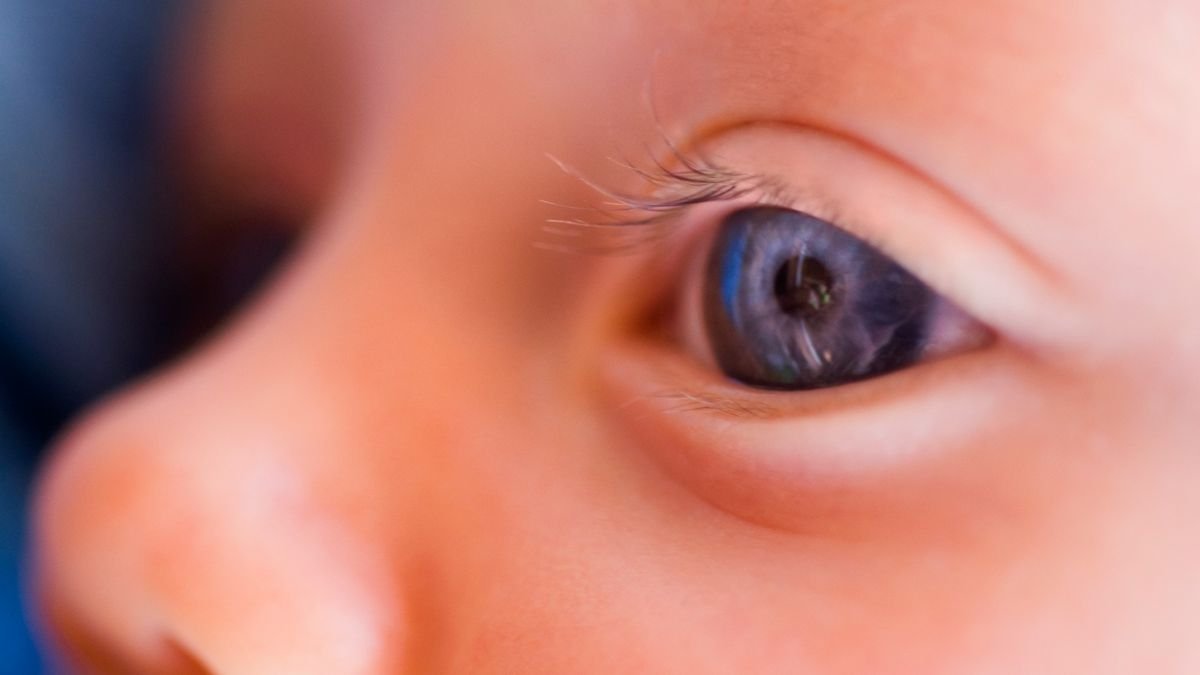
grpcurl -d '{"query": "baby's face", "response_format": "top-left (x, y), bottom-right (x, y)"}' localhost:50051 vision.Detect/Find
top-left (34, 1), bottom-right (1200, 672)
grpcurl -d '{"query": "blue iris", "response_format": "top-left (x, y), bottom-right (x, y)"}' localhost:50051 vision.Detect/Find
top-left (703, 207), bottom-right (934, 390)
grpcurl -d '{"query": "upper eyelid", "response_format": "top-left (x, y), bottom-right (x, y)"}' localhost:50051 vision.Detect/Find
top-left (546, 131), bottom-right (1085, 360)
top-left (541, 149), bottom-right (808, 253)
top-left (542, 148), bottom-right (894, 269)
top-left (544, 149), bottom-right (748, 217)
top-left (706, 121), bottom-right (1090, 356)
top-left (538, 150), bottom-right (753, 255)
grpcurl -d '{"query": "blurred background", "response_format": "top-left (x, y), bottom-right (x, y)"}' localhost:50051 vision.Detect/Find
top-left (0, 1), bottom-right (295, 670)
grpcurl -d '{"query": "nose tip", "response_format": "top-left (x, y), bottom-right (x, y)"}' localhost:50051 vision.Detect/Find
top-left (33, 374), bottom-right (414, 675)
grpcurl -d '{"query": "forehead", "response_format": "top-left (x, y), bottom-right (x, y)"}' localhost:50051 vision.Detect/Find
top-left (656, 0), bottom-right (1197, 200)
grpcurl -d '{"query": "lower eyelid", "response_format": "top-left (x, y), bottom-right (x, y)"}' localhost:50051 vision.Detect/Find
top-left (608, 333), bottom-right (999, 423)
top-left (600, 337), bottom-right (1027, 532)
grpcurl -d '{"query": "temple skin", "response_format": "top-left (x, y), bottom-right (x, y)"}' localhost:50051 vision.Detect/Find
top-left (33, 1), bottom-right (1200, 673)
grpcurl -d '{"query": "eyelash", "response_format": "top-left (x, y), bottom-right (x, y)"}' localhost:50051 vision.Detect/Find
top-left (540, 142), bottom-right (866, 263)
top-left (541, 145), bottom-right (765, 255)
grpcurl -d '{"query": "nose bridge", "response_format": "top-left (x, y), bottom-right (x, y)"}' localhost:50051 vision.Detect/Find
top-left (138, 156), bottom-right (544, 672)
top-left (32, 182), bottom-right (537, 674)
top-left (261, 202), bottom-right (529, 433)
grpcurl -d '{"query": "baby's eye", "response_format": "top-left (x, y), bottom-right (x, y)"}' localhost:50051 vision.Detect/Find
top-left (693, 205), bottom-right (984, 390)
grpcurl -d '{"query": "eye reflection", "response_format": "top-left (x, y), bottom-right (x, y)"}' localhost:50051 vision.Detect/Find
top-left (703, 206), bottom-right (943, 390)
top-left (774, 254), bottom-right (835, 316)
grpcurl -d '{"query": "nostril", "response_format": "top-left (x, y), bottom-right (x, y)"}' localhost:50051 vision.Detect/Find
top-left (162, 637), bottom-right (215, 675)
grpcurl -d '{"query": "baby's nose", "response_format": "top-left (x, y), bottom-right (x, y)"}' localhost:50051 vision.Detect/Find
top-left (30, 34), bottom-right (591, 663)
top-left (30, 223), bottom-right (535, 673)
top-left (32, 350), bottom-right (416, 674)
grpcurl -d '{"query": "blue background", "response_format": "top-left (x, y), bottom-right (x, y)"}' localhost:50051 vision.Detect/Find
top-left (0, 1), bottom-right (185, 671)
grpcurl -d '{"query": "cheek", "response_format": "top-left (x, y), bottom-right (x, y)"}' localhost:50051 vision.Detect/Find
top-left (600, 328), bottom-right (1200, 668)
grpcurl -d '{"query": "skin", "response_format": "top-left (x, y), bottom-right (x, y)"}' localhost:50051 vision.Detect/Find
top-left (31, 0), bottom-right (1200, 673)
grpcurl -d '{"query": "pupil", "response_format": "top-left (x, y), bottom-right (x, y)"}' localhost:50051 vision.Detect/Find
top-left (774, 255), bottom-right (834, 317)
